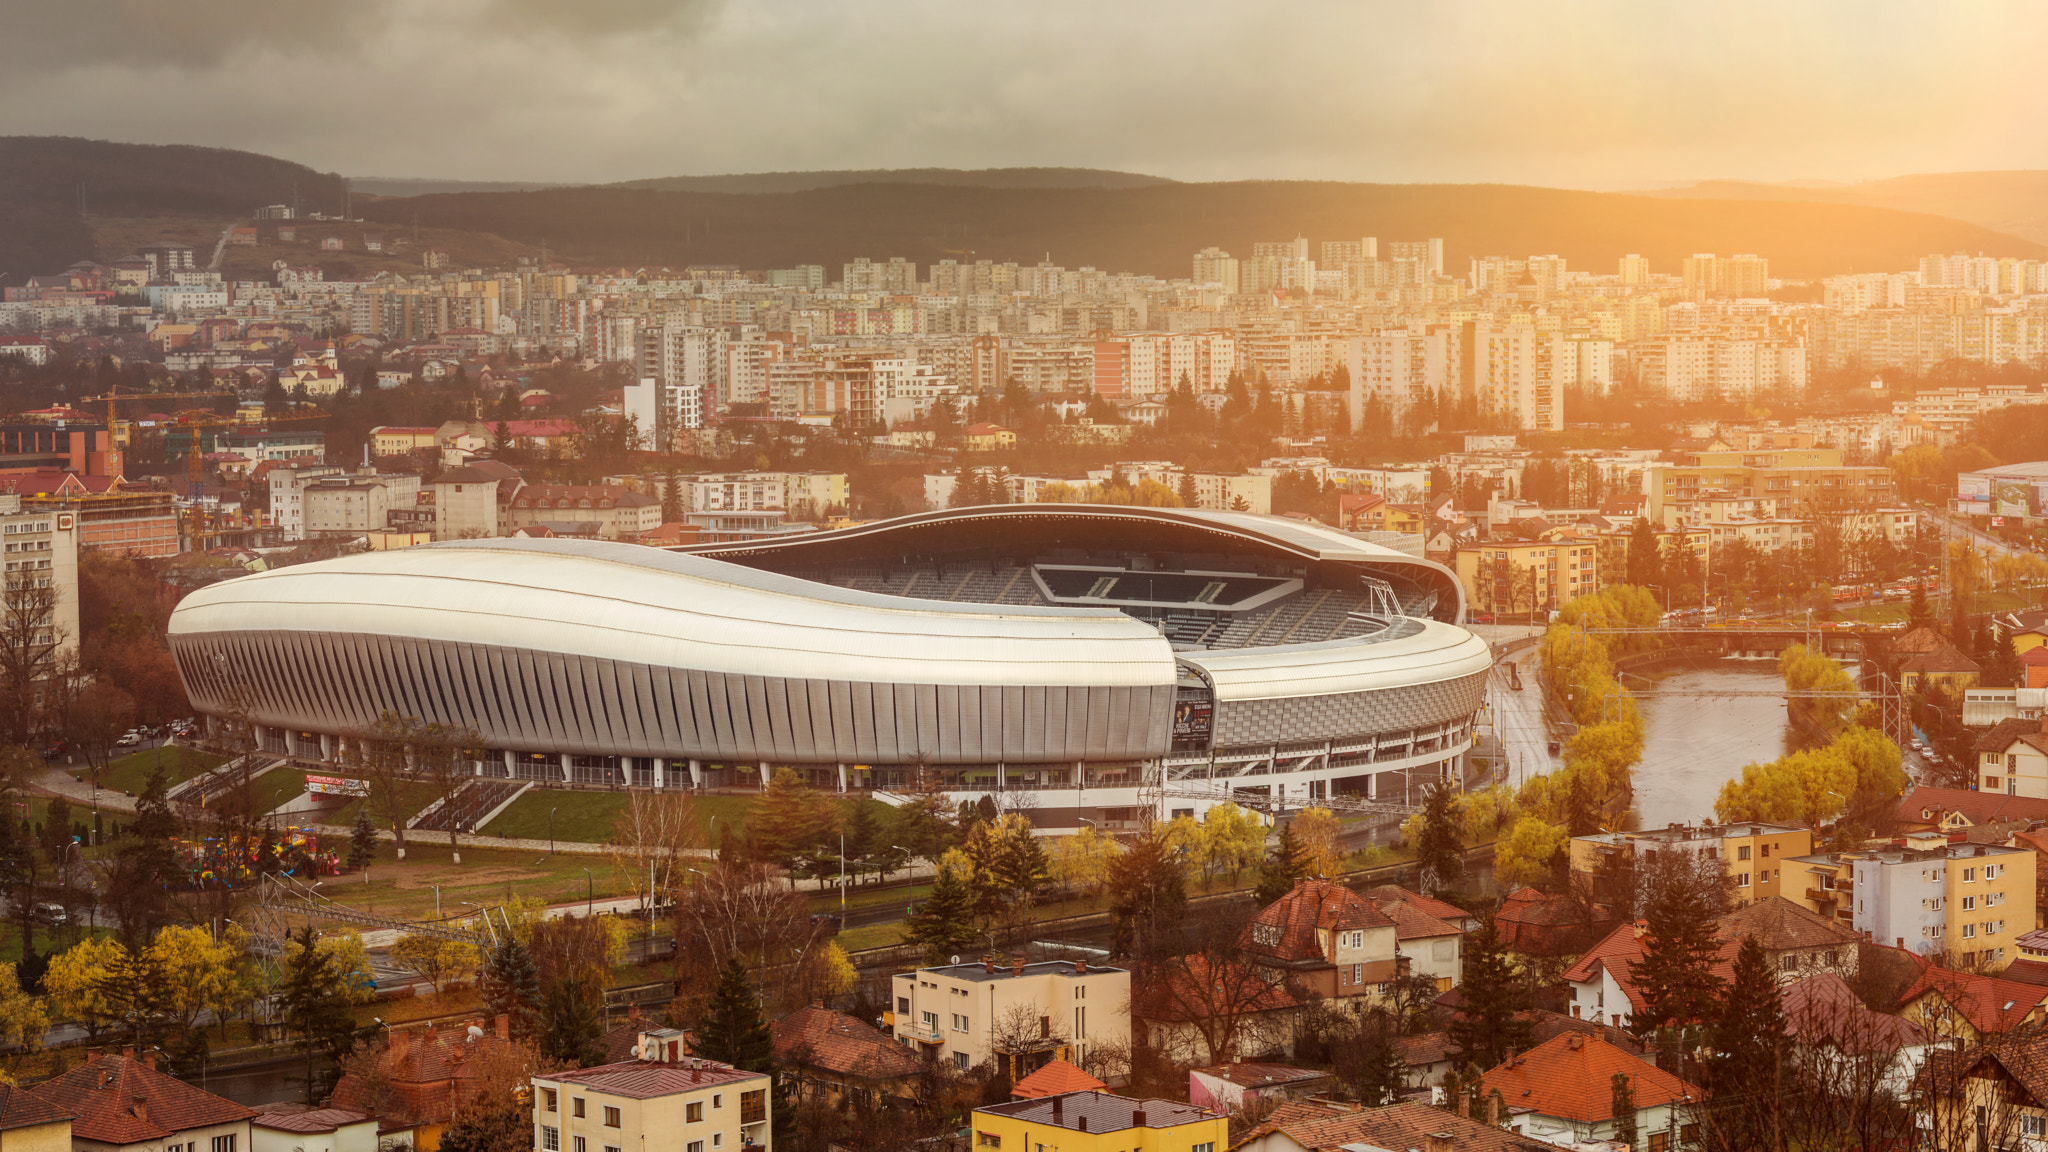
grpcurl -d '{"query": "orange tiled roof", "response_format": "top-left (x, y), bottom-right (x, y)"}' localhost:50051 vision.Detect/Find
top-left (1241, 878), bottom-right (1395, 967)
top-left (1898, 967), bottom-right (2048, 1036)
top-left (1010, 1059), bottom-right (1105, 1099)
top-left (29, 1052), bottom-right (251, 1145)
top-left (768, 1007), bottom-right (920, 1084)
top-left (1481, 1032), bottom-right (1705, 1123)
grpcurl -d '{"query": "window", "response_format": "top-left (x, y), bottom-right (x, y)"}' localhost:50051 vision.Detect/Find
top-left (1075, 1005), bottom-right (1086, 1038)
top-left (1761, 844), bottom-right (1772, 858)
top-left (954, 1051), bottom-right (970, 1071)
top-left (212, 1142), bottom-right (235, 1152)
top-left (573, 1099), bottom-right (586, 1118)
top-left (603, 1107), bottom-right (621, 1128)
top-left (977, 1135), bottom-right (1002, 1149)
top-left (544, 1089), bottom-right (559, 1113)
top-left (1352, 963), bottom-right (1362, 984)
top-left (712, 1095), bottom-right (721, 1110)
top-left (923, 1011), bottom-right (938, 1034)
top-left (1963, 924), bottom-right (1977, 939)
top-left (1988, 864), bottom-right (2003, 880)
top-left (687, 1102), bottom-right (703, 1123)
top-left (897, 996), bottom-right (909, 1013)
top-left (1992, 920), bottom-right (2006, 935)
top-left (1194, 1144), bottom-right (1216, 1152)
top-left (1736, 872), bottom-right (1751, 887)
top-left (542, 1129), bottom-right (560, 1152)
top-left (1990, 892), bottom-right (2006, 906)
top-left (574, 1138), bottom-right (586, 1152)
top-left (1074, 985), bottom-right (1086, 999)
top-left (1964, 867), bottom-right (1977, 883)
top-left (711, 1137), bottom-right (721, 1150)
top-left (1649, 1134), bottom-right (1667, 1152)
top-left (1782, 955), bottom-right (1796, 972)
top-left (1963, 896), bottom-right (1977, 911)
top-left (2024, 1116), bottom-right (2046, 1138)
top-left (1737, 845), bottom-right (1751, 860)
top-left (687, 1143), bottom-right (703, 1152)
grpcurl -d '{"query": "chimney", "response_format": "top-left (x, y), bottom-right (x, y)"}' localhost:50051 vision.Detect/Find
top-left (691, 1062), bottom-right (701, 1084)
top-left (122, 1045), bottom-right (136, 1062)
top-left (495, 1013), bottom-right (510, 1041)
top-left (86, 1048), bottom-right (104, 1064)
top-left (1052, 1096), bottom-right (1062, 1120)
top-left (132, 1097), bottom-right (147, 1123)
top-left (1077, 1115), bottom-right (1088, 1132)
top-left (984, 957), bottom-right (995, 975)
top-left (1133, 1109), bottom-right (1146, 1127)
top-left (1012, 960), bottom-right (1024, 978)
top-left (141, 1050), bottom-right (155, 1071)
top-left (1426, 1133), bottom-right (1455, 1152)
top-left (1074, 959), bottom-right (1087, 975)
top-left (393, 1027), bottom-right (413, 1063)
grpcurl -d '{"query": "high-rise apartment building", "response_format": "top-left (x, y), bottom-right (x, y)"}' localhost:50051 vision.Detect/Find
top-left (1682, 253), bottom-right (1770, 297)
top-left (1190, 247), bottom-right (1240, 293)
top-left (635, 322), bottom-right (721, 448)
top-left (1618, 253), bottom-right (1651, 285)
top-left (1387, 238), bottom-right (1446, 277)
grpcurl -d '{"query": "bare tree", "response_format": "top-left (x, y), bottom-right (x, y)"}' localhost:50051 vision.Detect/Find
top-left (0, 578), bottom-right (63, 744)
top-left (340, 713), bottom-right (427, 857)
top-left (606, 790), bottom-right (703, 920)
top-left (672, 859), bottom-right (828, 1019)
top-left (414, 721), bottom-right (484, 853)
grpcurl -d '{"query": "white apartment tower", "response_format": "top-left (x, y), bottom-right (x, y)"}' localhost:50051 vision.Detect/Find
top-left (636, 322), bottom-right (721, 449)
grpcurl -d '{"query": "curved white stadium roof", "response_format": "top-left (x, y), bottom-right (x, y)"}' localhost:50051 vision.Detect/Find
top-left (1178, 617), bottom-right (1493, 703)
top-left (171, 538), bottom-right (1179, 689)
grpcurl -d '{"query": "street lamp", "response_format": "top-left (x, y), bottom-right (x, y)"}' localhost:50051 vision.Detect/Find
top-left (547, 807), bottom-right (558, 857)
top-left (431, 884), bottom-right (442, 919)
top-left (582, 867), bottom-right (593, 916)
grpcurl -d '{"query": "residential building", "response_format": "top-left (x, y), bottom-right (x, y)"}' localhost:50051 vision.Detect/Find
top-left (1641, 448), bottom-right (1895, 522)
top-left (330, 1016), bottom-right (523, 1150)
top-left (249, 1109), bottom-right (378, 1152)
top-left (1131, 955), bottom-right (1302, 1065)
top-left (0, 1084), bottom-right (70, 1152)
top-left (532, 1038), bottom-right (771, 1152)
top-left (427, 467), bottom-right (505, 539)
top-left (503, 485), bottom-right (661, 541)
top-left (887, 959), bottom-right (1129, 1079)
top-left (767, 1006), bottom-right (921, 1109)
top-left (1921, 1031), bottom-right (2048, 1152)
top-left (1894, 786), bottom-right (2048, 836)
top-left (1454, 534), bottom-right (1599, 617)
top-left (970, 1092), bottom-right (1223, 1152)
top-left (302, 472), bottom-right (423, 538)
top-left (636, 322), bottom-right (721, 449)
top-left (1566, 897), bottom-right (1859, 1028)
top-left (1482, 1033), bottom-right (1705, 1150)
top-left (1239, 879), bottom-right (1407, 1007)
top-left (1082, 463), bottom-right (1272, 513)
top-left (1899, 643), bottom-right (1982, 693)
top-left (1007, 1058), bottom-right (1104, 1100)
top-left (0, 493), bottom-right (80, 667)
top-left (371, 426), bottom-right (440, 457)
top-left (1238, 1099), bottom-right (1551, 1152)
top-left (30, 1049), bottom-right (252, 1152)
top-left (267, 464), bottom-right (345, 538)
top-left (1976, 717), bottom-right (2048, 796)
top-left (1895, 966), bottom-right (2048, 1044)
top-left (1781, 971), bottom-right (1932, 1096)
top-left (962, 423), bottom-right (1016, 452)
top-left (1186, 1064), bottom-right (1333, 1117)
top-left (1787, 833), bottom-right (2036, 966)
top-left (1570, 822), bottom-right (1814, 911)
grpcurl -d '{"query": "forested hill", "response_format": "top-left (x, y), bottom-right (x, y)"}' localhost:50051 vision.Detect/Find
top-left (359, 179), bottom-right (2046, 280)
top-left (600, 167), bottom-right (1177, 194)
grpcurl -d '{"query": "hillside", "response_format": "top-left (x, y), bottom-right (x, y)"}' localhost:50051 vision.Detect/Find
top-left (1649, 171), bottom-right (2048, 247)
top-left (0, 136), bottom-right (350, 281)
top-left (603, 167), bottom-right (1175, 194)
top-left (358, 180), bottom-right (2048, 280)
top-left (351, 176), bottom-right (572, 198)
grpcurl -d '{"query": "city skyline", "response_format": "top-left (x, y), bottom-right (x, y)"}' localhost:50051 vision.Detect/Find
top-left (4, 1), bottom-right (2048, 188)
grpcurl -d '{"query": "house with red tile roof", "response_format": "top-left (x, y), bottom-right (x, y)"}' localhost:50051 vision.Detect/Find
top-left (1236, 1099), bottom-right (1552, 1152)
top-left (1186, 1062), bottom-right (1331, 1116)
top-left (29, 1049), bottom-right (251, 1152)
top-left (767, 1005), bottom-right (921, 1107)
top-left (1896, 786), bottom-right (2048, 834)
top-left (1369, 890), bottom-right (1465, 989)
top-left (1780, 971), bottom-right (1933, 1095)
top-left (534, 1052), bottom-right (771, 1152)
top-left (1483, 1033), bottom-right (1705, 1148)
top-left (327, 1016), bottom-right (521, 1148)
top-left (1363, 883), bottom-right (1479, 932)
top-left (1010, 1058), bottom-right (1104, 1100)
top-left (1976, 717), bottom-right (2048, 798)
top-left (1241, 878), bottom-right (1404, 1004)
top-left (1897, 966), bottom-right (2048, 1043)
top-left (1564, 898), bottom-right (1859, 1028)
top-left (0, 1082), bottom-right (71, 1152)
top-left (249, 1105), bottom-right (378, 1152)
top-left (1495, 886), bottom-right (1601, 957)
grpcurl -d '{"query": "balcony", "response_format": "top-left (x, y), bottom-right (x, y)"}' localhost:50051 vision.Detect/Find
top-left (901, 1023), bottom-right (943, 1044)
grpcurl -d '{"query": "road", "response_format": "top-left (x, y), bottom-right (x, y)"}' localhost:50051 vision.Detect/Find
top-left (1464, 624), bottom-right (1563, 789)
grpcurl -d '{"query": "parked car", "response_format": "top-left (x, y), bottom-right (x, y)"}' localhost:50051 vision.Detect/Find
top-left (31, 903), bottom-right (66, 926)
top-left (114, 731), bottom-right (142, 747)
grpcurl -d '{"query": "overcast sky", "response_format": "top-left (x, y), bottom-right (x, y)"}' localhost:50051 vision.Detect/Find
top-left (1, 0), bottom-right (2044, 187)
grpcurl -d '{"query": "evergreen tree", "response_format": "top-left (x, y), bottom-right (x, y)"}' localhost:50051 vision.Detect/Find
top-left (536, 973), bottom-right (605, 1067)
top-left (277, 926), bottom-right (367, 1103)
top-left (661, 470), bottom-right (683, 523)
top-left (41, 796), bottom-right (71, 857)
top-left (1414, 781), bottom-right (1465, 896)
top-left (1610, 1072), bottom-right (1639, 1150)
top-left (1106, 825), bottom-right (1186, 962)
top-left (1909, 578), bottom-right (1934, 629)
top-left (1253, 823), bottom-right (1312, 905)
top-left (108, 766), bottom-right (182, 946)
top-left (1177, 471), bottom-right (1199, 507)
top-left (1704, 934), bottom-right (1787, 1146)
top-left (693, 958), bottom-right (794, 1133)
top-left (1627, 868), bottom-right (1726, 1063)
top-left (1332, 1010), bottom-right (1408, 1106)
top-left (902, 866), bottom-right (981, 965)
top-left (479, 933), bottom-right (542, 1038)
top-left (1448, 919), bottom-right (1533, 1069)
top-left (1627, 518), bottom-right (1662, 590)
top-left (348, 809), bottom-right (379, 871)
top-left (751, 769), bottom-right (835, 869)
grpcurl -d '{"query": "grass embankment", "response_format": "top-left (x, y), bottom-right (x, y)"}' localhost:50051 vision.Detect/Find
top-left (301, 841), bottom-right (640, 923)
top-left (482, 791), bottom-right (758, 843)
top-left (93, 746), bottom-right (225, 794)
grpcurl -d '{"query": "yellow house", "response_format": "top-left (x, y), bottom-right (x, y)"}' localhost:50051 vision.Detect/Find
top-left (1571, 822), bottom-right (1813, 911)
top-left (533, 1035), bottom-right (773, 1152)
top-left (971, 1091), bottom-right (1225, 1152)
top-left (0, 1084), bottom-right (72, 1152)
top-left (370, 425), bottom-right (441, 457)
top-left (1454, 535), bottom-right (1599, 617)
top-left (963, 423), bottom-right (1017, 452)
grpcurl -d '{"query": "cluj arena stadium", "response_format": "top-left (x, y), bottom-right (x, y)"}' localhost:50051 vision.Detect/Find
top-left (167, 506), bottom-right (1492, 826)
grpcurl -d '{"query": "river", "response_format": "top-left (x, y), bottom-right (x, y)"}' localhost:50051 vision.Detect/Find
top-left (1626, 655), bottom-right (1815, 830)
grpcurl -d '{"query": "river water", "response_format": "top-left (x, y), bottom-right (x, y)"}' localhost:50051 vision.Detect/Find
top-left (1626, 655), bottom-right (1815, 830)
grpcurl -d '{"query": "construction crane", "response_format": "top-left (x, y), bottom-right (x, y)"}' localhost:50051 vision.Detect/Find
top-left (168, 405), bottom-right (330, 552)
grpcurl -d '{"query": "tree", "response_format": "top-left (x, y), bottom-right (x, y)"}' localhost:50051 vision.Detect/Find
top-left (391, 933), bottom-right (479, 994)
top-left (0, 577), bottom-right (64, 744)
top-left (1105, 824), bottom-right (1186, 962)
top-left (478, 933), bottom-right (542, 1038)
top-left (1493, 816), bottom-right (1569, 891)
top-left (1448, 919), bottom-right (1532, 1069)
top-left (1611, 1072), bottom-right (1639, 1150)
top-left (1414, 782), bottom-right (1465, 895)
top-left (1290, 808), bottom-right (1344, 878)
top-left (1628, 864), bottom-right (1727, 1072)
top-left (1331, 1009), bottom-right (1408, 1105)
top-left (347, 809), bottom-right (378, 871)
top-left (902, 865), bottom-right (980, 965)
top-left (536, 972), bottom-right (605, 1067)
top-left (107, 765), bottom-right (181, 947)
top-left (1253, 822), bottom-right (1312, 904)
top-left (751, 768), bottom-right (837, 869)
top-left (1046, 824), bottom-right (1119, 898)
top-left (1626, 518), bottom-right (1662, 591)
top-left (1199, 802), bottom-right (1266, 884)
top-left (607, 789), bottom-right (701, 918)
top-left (45, 934), bottom-right (124, 1040)
top-left (695, 957), bottom-right (775, 1072)
top-left (276, 926), bottom-right (370, 1103)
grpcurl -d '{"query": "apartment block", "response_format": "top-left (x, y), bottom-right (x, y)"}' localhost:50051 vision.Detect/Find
top-left (1570, 823), bottom-right (1814, 912)
top-left (889, 959), bottom-right (1129, 1078)
top-left (1454, 535), bottom-right (1599, 617)
top-left (1789, 834), bottom-right (2036, 967)
top-left (534, 1035), bottom-right (771, 1152)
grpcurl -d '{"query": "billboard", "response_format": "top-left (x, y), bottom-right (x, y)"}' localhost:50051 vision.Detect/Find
top-left (304, 774), bottom-right (369, 797)
top-left (1997, 479), bottom-right (2035, 517)
top-left (1959, 474), bottom-right (1992, 503)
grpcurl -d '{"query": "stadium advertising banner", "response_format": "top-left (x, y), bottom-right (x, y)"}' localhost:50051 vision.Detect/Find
top-left (1997, 479), bottom-right (2034, 517)
top-left (1959, 473), bottom-right (1992, 503)
top-left (305, 774), bottom-right (369, 797)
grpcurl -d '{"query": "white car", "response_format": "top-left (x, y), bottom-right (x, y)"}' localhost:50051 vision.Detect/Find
top-left (115, 731), bottom-right (143, 747)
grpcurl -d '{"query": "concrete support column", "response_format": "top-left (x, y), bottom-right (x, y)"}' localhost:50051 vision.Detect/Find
top-left (689, 758), bottom-right (702, 788)
top-left (759, 761), bottom-right (770, 792)
top-left (652, 758), bottom-right (664, 790)
top-left (559, 753), bottom-right (572, 782)
top-left (318, 733), bottom-right (335, 761)
top-left (284, 730), bottom-right (301, 757)
top-left (837, 763), bottom-right (846, 793)
top-left (502, 749), bottom-right (516, 778)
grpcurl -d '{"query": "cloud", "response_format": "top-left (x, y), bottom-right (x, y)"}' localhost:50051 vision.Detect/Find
top-left (0, 0), bottom-right (2044, 186)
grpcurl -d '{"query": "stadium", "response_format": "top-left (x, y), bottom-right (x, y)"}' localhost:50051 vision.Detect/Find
top-left (167, 506), bottom-right (1492, 825)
